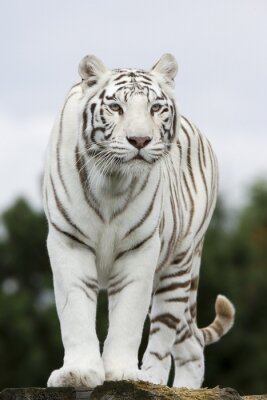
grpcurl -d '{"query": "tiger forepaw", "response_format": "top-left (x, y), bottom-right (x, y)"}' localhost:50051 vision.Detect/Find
top-left (105, 366), bottom-right (141, 381)
top-left (47, 361), bottom-right (105, 388)
top-left (138, 369), bottom-right (167, 385)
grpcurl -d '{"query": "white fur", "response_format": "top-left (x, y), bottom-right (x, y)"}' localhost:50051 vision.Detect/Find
top-left (43, 54), bottom-right (234, 389)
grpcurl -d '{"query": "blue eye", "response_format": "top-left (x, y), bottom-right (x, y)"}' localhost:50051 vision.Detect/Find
top-left (109, 103), bottom-right (123, 113)
top-left (151, 103), bottom-right (162, 113)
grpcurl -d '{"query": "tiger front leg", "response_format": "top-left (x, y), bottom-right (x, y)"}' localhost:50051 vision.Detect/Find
top-left (102, 234), bottom-right (160, 382)
top-left (141, 254), bottom-right (193, 385)
top-left (46, 230), bottom-right (105, 388)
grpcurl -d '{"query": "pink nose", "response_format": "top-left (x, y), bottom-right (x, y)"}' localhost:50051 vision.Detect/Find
top-left (127, 136), bottom-right (152, 149)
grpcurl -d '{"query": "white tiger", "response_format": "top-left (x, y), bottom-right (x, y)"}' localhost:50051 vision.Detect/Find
top-left (43, 53), bottom-right (235, 389)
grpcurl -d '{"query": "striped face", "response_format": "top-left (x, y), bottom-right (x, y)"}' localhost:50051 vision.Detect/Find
top-left (79, 55), bottom-right (178, 175)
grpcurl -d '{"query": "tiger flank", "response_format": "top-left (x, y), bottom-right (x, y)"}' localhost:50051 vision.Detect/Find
top-left (43, 54), bottom-right (235, 389)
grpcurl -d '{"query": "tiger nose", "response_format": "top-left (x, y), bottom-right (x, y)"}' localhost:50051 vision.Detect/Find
top-left (127, 136), bottom-right (152, 149)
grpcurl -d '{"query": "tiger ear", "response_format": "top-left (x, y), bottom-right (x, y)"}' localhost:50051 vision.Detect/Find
top-left (78, 55), bottom-right (107, 86)
top-left (151, 53), bottom-right (178, 84)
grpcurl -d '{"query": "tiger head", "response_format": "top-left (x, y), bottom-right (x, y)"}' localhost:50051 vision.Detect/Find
top-left (78, 54), bottom-right (179, 176)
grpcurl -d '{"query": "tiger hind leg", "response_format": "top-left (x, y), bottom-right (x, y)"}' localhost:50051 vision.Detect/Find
top-left (172, 315), bottom-right (205, 388)
top-left (172, 294), bottom-right (235, 388)
top-left (140, 258), bottom-right (193, 385)
top-left (172, 247), bottom-right (205, 388)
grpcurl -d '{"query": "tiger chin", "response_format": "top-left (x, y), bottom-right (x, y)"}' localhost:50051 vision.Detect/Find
top-left (43, 53), bottom-right (235, 389)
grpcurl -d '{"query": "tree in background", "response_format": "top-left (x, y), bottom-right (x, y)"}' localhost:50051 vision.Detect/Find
top-left (199, 181), bottom-right (267, 394)
top-left (0, 181), bottom-right (267, 393)
top-left (0, 199), bottom-right (62, 387)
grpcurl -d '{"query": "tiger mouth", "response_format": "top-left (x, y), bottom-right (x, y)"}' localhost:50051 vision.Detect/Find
top-left (129, 153), bottom-right (161, 164)
top-left (129, 153), bottom-right (151, 163)
top-left (133, 154), bottom-right (145, 161)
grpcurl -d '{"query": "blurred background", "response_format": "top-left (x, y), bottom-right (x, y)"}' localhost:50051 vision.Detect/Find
top-left (0, 0), bottom-right (266, 394)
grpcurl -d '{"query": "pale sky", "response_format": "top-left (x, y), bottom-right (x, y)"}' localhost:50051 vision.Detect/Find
top-left (0, 0), bottom-right (266, 212)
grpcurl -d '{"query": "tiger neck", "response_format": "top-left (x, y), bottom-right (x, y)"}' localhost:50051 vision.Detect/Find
top-left (104, 172), bottom-right (135, 196)
top-left (87, 162), bottom-right (134, 197)
top-left (87, 158), bottom-right (162, 224)
top-left (86, 158), bottom-right (161, 217)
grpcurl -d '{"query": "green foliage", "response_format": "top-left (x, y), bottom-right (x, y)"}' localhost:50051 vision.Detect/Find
top-left (198, 182), bottom-right (267, 394)
top-left (0, 199), bottom-right (63, 387)
top-left (0, 183), bottom-right (267, 392)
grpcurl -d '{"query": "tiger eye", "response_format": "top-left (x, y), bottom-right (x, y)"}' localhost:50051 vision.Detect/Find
top-left (109, 103), bottom-right (123, 113)
top-left (151, 103), bottom-right (162, 113)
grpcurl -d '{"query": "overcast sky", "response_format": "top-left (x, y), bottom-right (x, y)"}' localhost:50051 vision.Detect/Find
top-left (0, 0), bottom-right (266, 212)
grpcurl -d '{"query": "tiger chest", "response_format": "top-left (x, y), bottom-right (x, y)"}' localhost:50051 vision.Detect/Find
top-left (95, 224), bottom-right (117, 275)
top-left (94, 199), bottom-right (160, 287)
